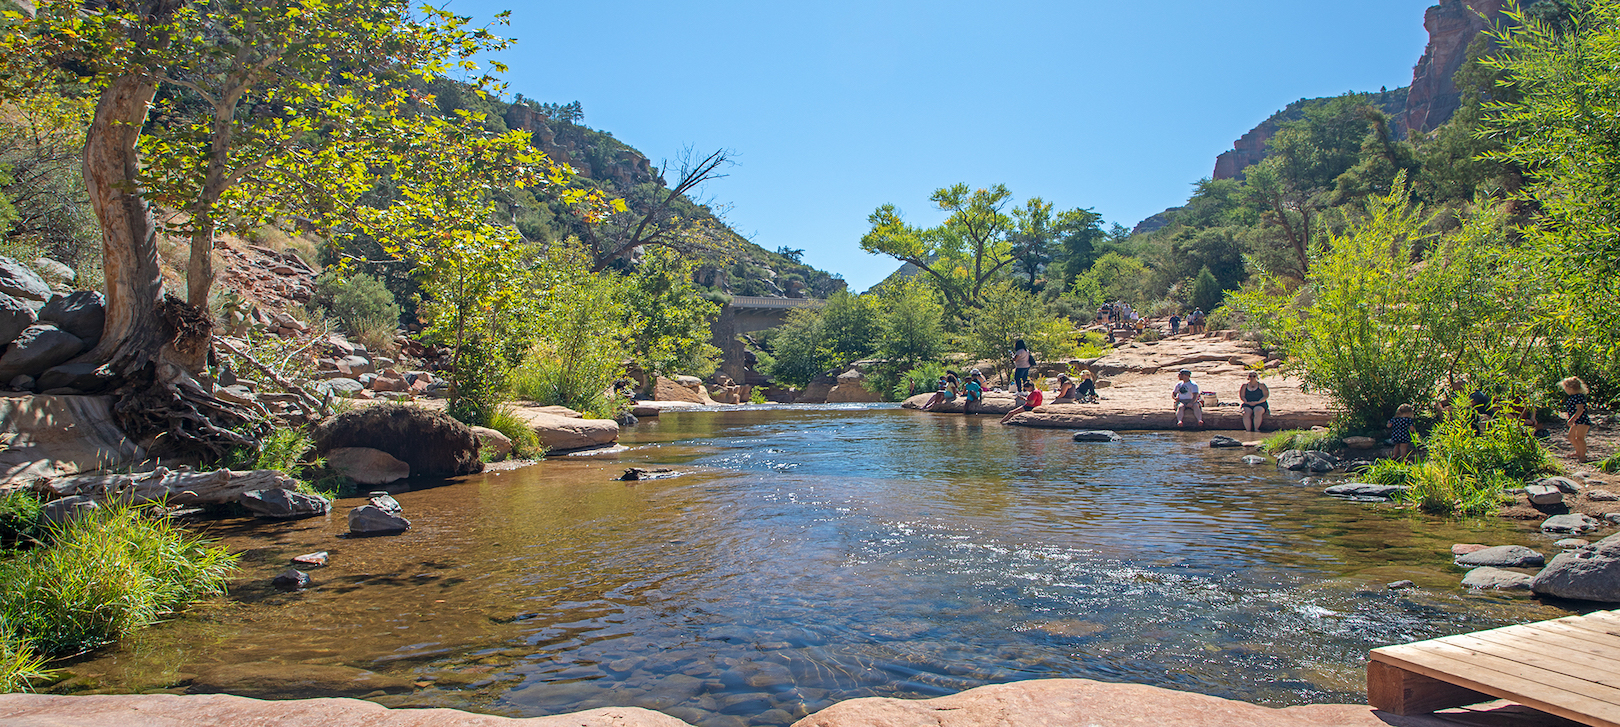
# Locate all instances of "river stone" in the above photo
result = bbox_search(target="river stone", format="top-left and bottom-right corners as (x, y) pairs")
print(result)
(1455, 545), (1545, 569)
(8, 375), (32, 391)
(0, 324), (84, 382)
(1452, 543), (1487, 555)
(37, 291), (105, 346)
(1541, 513), (1601, 533)
(1209, 436), (1243, 448)
(1241, 455), (1267, 465)
(238, 488), (330, 520)
(1342, 436), (1376, 449)
(347, 504), (409, 535)
(0, 293), (37, 348)
(1589, 490), (1620, 502)
(272, 568), (311, 590)
(291, 551), (328, 567)
(314, 404), (481, 477)
(1277, 449), (1337, 472)
(1538, 476), (1583, 494)
(470, 426), (513, 459)
(1525, 483), (1565, 506)
(1557, 539), (1590, 549)
(0, 256), (50, 301)
(367, 493), (402, 513)
(325, 447), (409, 485)
(1387, 580), (1415, 590)
(1324, 483), (1408, 499)
(1072, 430), (1120, 442)
(1532, 532), (1620, 602)
(1461, 567), (1534, 591)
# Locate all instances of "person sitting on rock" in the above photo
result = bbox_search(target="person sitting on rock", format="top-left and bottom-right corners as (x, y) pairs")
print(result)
(1051, 374), (1077, 404)
(1172, 369), (1203, 427)
(1075, 370), (1099, 403)
(1387, 404), (1416, 461)
(962, 369), (984, 416)
(1001, 381), (1044, 424)
(920, 372), (960, 411)
(1239, 372), (1270, 432)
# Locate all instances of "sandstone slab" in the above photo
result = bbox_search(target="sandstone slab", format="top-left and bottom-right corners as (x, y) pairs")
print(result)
(470, 426), (514, 458)
(1460, 566), (1534, 591)
(516, 409), (620, 453)
(0, 694), (691, 726)
(0, 394), (144, 485)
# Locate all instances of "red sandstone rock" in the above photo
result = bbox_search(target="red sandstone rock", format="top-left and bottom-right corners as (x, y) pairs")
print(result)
(1406, 0), (1508, 135)
(0, 693), (691, 726)
(1453, 543), (1489, 555)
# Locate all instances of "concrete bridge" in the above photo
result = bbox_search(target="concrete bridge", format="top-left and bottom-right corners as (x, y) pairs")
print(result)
(712, 296), (825, 384)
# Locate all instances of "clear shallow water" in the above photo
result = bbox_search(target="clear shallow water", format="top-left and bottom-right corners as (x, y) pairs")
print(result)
(55, 406), (1580, 726)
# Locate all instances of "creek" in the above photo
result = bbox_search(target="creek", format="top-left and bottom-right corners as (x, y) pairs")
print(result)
(54, 405), (1574, 727)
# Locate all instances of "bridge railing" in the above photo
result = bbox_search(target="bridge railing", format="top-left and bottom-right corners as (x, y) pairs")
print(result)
(728, 296), (825, 310)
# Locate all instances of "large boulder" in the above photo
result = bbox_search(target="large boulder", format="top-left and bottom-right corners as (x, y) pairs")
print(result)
(0, 293), (37, 348)
(37, 291), (105, 347)
(1454, 545), (1544, 569)
(652, 376), (710, 405)
(31, 258), (75, 284)
(826, 369), (883, 403)
(1461, 567), (1534, 591)
(238, 488), (330, 520)
(0, 256), (50, 302)
(0, 324), (84, 382)
(1277, 449), (1338, 472)
(35, 362), (109, 393)
(519, 411), (619, 453)
(470, 426), (513, 459)
(348, 504), (410, 535)
(324, 447), (410, 485)
(312, 404), (481, 477)
(1531, 533), (1620, 602)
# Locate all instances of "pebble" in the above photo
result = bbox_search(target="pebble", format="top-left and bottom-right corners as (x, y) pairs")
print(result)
(1386, 580), (1416, 590)
(272, 568), (311, 590)
(1555, 539), (1590, 549)
(292, 551), (329, 567)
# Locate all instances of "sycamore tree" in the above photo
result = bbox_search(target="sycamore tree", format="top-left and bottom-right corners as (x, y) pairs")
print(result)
(861, 183), (1015, 317)
(0, 0), (564, 455)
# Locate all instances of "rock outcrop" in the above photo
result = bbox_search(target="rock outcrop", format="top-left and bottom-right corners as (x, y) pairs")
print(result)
(0, 394), (145, 485)
(1405, 0), (1508, 135)
(313, 404), (482, 477)
(516, 410), (620, 453)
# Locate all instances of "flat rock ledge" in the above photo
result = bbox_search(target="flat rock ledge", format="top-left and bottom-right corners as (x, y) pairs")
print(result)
(0, 679), (1564, 727)
(900, 395), (1333, 431)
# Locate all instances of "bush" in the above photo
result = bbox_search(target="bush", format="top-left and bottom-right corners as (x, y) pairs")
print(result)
(216, 427), (332, 498)
(313, 271), (401, 341)
(0, 506), (237, 657)
(1391, 461), (1515, 516)
(0, 490), (45, 548)
(891, 362), (947, 401)
(1261, 428), (1342, 454)
(1425, 399), (1558, 481)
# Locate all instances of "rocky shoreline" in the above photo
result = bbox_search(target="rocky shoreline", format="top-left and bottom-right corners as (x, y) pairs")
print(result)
(0, 678), (1565, 726)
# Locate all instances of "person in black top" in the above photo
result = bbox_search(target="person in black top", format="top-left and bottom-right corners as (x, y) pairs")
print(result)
(1239, 372), (1270, 432)
(1563, 376), (1593, 462)
(1388, 404), (1416, 461)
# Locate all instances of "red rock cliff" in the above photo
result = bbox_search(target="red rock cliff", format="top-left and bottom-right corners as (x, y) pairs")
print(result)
(1404, 0), (1507, 134)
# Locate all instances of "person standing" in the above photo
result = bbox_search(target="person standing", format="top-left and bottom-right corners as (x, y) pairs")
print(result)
(1011, 339), (1032, 391)
(1563, 376), (1593, 462)
(1172, 369), (1203, 427)
(1169, 313), (1181, 336)
(1239, 372), (1270, 432)
(1387, 404), (1416, 461)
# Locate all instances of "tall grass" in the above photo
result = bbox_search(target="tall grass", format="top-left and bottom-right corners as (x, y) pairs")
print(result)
(0, 491), (45, 548)
(486, 406), (543, 459)
(1597, 452), (1620, 474)
(890, 362), (947, 401)
(0, 506), (237, 658)
(1261, 429), (1342, 454)
(0, 629), (51, 693)
(1364, 401), (1555, 516)
(1388, 461), (1515, 516)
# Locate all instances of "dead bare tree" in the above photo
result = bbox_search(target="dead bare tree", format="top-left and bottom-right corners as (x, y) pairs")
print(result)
(583, 147), (736, 272)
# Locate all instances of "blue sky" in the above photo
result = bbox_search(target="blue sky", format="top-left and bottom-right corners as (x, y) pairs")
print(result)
(451, 1), (1434, 291)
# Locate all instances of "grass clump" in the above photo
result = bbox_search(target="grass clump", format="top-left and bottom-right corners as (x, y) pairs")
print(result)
(1598, 452), (1620, 474)
(1261, 429), (1342, 454)
(216, 427), (335, 498)
(1389, 462), (1516, 517)
(486, 406), (543, 459)
(0, 490), (46, 548)
(1365, 401), (1555, 517)
(0, 506), (237, 661)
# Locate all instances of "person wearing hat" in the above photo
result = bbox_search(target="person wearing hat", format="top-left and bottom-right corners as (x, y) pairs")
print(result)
(962, 368), (984, 415)
(1172, 369), (1203, 427)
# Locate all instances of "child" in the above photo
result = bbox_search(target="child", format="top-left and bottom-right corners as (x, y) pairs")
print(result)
(1563, 376), (1592, 462)
(962, 370), (984, 416)
(1001, 381), (1045, 424)
(1388, 404), (1416, 461)
(1172, 369), (1202, 427)
(920, 372), (960, 411)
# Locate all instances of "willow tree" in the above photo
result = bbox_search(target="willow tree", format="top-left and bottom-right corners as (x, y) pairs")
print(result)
(0, 0), (523, 455)
(861, 183), (1016, 317)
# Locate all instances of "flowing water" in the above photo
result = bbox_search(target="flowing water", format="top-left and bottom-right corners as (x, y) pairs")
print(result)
(54, 405), (1581, 726)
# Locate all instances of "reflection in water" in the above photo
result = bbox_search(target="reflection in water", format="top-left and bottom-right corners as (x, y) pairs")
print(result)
(56, 406), (1576, 726)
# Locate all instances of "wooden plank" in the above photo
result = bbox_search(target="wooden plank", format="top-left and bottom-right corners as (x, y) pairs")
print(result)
(1573, 612), (1620, 635)
(1367, 659), (1491, 716)
(1395, 640), (1620, 706)
(1519, 620), (1620, 651)
(1467, 627), (1620, 673)
(1372, 646), (1620, 727)
(1437, 633), (1620, 690)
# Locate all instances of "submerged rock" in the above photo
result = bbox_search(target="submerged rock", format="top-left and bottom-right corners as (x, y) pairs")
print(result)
(1277, 449), (1337, 472)
(1209, 436), (1243, 448)
(291, 551), (328, 567)
(1071, 430), (1120, 442)
(1324, 483), (1408, 500)
(1532, 532), (1620, 602)
(347, 504), (409, 535)
(1461, 567), (1534, 591)
(1454, 545), (1544, 569)
(1451, 543), (1487, 555)
(187, 663), (413, 699)
(1241, 455), (1267, 465)
(1386, 580), (1416, 590)
(272, 568), (311, 590)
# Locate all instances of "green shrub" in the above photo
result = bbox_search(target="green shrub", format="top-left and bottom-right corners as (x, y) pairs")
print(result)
(1261, 429), (1342, 454)
(313, 271), (401, 340)
(1361, 459), (1419, 487)
(1391, 461), (1515, 516)
(891, 362), (947, 401)
(486, 406), (543, 459)
(1425, 397), (1558, 481)
(0, 506), (237, 656)
(747, 387), (767, 405)
(0, 490), (45, 548)
(216, 427), (331, 498)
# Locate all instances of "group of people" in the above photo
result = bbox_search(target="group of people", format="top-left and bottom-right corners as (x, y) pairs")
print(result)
(1097, 302), (1138, 330)
(1385, 375), (1598, 462)
(1168, 308), (1207, 336)
(1167, 368), (1270, 431)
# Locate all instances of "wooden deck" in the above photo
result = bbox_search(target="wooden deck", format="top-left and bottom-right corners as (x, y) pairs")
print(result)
(1369, 610), (1620, 727)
